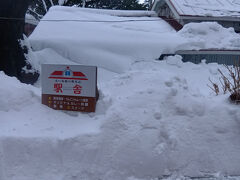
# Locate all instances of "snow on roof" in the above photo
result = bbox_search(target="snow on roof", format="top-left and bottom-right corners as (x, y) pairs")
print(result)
(29, 6), (173, 73)
(29, 6), (240, 73)
(63, 6), (157, 17)
(169, 0), (240, 18)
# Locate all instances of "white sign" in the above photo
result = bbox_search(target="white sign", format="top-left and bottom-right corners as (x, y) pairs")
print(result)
(42, 64), (97, 97)
(41, 64), (97, 112)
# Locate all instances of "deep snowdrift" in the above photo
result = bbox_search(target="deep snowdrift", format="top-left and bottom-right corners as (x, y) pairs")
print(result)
(1, 56), (240, 180)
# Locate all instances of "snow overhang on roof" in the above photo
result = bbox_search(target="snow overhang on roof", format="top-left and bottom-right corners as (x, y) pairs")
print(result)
(154, 0), (240, 22)
(52, 6), (157, 17)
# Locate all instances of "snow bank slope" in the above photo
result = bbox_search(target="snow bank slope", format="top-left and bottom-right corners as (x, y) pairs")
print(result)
(1, 56), (240, 180)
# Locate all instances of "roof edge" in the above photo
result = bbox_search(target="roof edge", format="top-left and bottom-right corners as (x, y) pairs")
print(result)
(179, 14), (240, 22)
(165, 0), (180, 19)
(176, 49), (240, 55)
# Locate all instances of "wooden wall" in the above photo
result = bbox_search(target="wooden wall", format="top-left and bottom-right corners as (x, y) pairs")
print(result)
(0, 0), (39, 84)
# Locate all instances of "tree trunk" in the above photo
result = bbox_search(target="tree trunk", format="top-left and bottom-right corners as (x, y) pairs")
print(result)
(0, 0), (39, 84)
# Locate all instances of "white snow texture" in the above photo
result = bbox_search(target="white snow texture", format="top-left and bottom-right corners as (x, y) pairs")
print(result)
(1, 6), (240, 180)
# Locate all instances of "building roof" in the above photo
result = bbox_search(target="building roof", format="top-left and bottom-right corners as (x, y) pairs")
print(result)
(172, 0), (240, 17)
(153, 0), (240, 20)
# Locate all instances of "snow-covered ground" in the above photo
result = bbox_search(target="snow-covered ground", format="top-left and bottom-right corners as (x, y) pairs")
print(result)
(1, 6), (240, 180)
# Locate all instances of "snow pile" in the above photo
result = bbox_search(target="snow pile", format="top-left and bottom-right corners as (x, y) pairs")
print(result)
(0, 71), (101, 138)
(0, 72), (37, 112)
(177, 22), (240, 50)
(1, 55), (240, 179)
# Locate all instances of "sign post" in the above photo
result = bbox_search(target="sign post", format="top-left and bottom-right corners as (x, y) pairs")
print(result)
(41, 64), (97, 112)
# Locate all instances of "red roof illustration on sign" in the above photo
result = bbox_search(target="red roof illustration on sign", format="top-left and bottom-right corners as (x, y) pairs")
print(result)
(49, 67), (88, 80)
